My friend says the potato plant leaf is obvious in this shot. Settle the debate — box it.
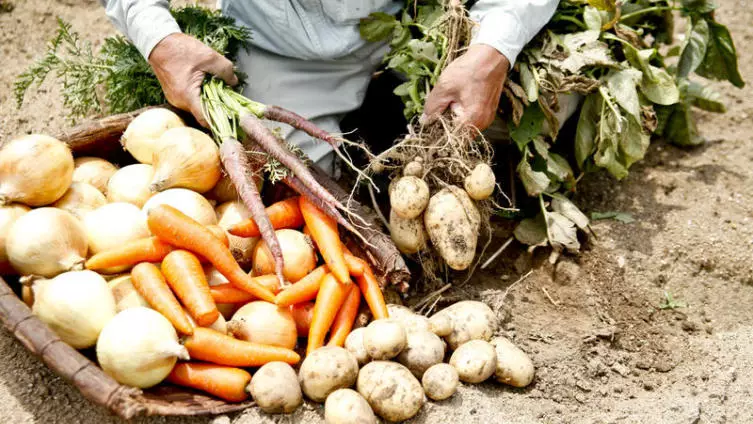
[511,103,546,150]
[574,93,601,168]
[359,12,399,42]
[695,20,745,88]
[677,18,709,78]
[551,195,589,230]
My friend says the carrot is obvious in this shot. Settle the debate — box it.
[162,250,220,327]
[210,275,280,303]
[299,197,350,284]
[303,226,363,277]
[356,267,389,320]
[306,273,349,354]
[130,262,194,335]
[290,301,315,337]
[147,205,276,303]
[274,265,328,307]
[183,327,300,367]
[327,284,361,347]
[85,225,228,272]
[166,362,251,402]
[228,197,304,237]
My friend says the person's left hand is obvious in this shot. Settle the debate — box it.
[422,44,510,131]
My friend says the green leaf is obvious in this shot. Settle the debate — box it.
[665,102,705,146]
[641,66,680,105]
[551,195,589,230]
[681,0,717,14]
[518,156,551,197]
[407,39,439,64]
[619,114,650,168]
[555,30,617,73]
[594,106,629,179]
[677,18,709,78]
[511,103,546,150]
[696,19,745,88]
[547,152,575,183]
[519,63,539,103]
[514,214,548,247]
[391,25,412,49]
[584,6,603,32]
[686,80,726,113]
[393,81,413,97]
[587,0,616,11]
[416,5,444,28]
[606,69,642,119]
[575,93,602,168]
[546,211,581,252]
[359,12,398,42]
[591,211,635,223]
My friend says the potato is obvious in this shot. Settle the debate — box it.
[422,363,459,401]
[363,319,407,360]
[464,163,495,200]
[396,331,445,378]
[433,300,498,350]
[357,361,425,422]
[299,346,359,402]
[402,160,424,178]
[428,313,452,337]
[324,389,377,424]
[344,327,370,366]
[389,176,430,219]
[449,340,497,383]
[389,209,427,255]
[249,362,302,414]
[490,336,535,387]
[423,186,480,270]
[387,304,431,333]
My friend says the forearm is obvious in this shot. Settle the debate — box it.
[98,0,181,59]
[469,0,559,67]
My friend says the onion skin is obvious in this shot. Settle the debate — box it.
[121,108,184,164]
[107,164,155,208]
[72,157,118,194]
[150,127,221,193]
[227,301,298,349]
[0,204,30,274]
[0,134,74,207]
[142,188,218,226]
[83,203,150,256]
[252,229,316,283]
[216,201,258,269]
[52,182,107,220]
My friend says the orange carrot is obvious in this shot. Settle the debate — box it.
[183,327,300,367]
[162,250,220,327]
[356,267,389,320]
[210,275,280,303]
[299,197,350,285]
[274,265,328,307]
[344,253,365,277]
[327,284,361,347]
[228,197,304,237]
[85,225,228,272]
[147,205,276,303]
[131,262,194,335]
[166,362,251,402]
[290,301,315,337]
[306,273,348,354]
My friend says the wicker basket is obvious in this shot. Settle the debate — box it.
[0,107,409,419]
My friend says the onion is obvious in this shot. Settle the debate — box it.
[227,301,298,349]
[97,307,189,388]
[0,134,74,207]
[150,127,221,193]
[72,157,118,194]
[290,301,315,337]
[203,265,239,319]
[52,182,107,220]
[83,203,150,257]
[32,270,116,349]
[142,188,218,226]
[107,164,155,208]
[216,200,258,269]
[108,275,150,312]
[206,172,262,204]
[6,208,88,277]
[0,204,30,274]
[252,229,316,282]
[121,108,184,164]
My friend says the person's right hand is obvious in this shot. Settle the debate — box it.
[148,33,239,127]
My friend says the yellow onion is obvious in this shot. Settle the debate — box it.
[106,164,155,207]
[216,200,258,268]
[108,275,150,312]
[72,157,118,194]
[52,182,107,220]
[83,203,150,256]
[0,204,30,274]
[121,108,184,164]
[150,127,221,193]
[203,265,239,319]
[142,188,217,226]
[253,229,316,282]
[227,301,298,349]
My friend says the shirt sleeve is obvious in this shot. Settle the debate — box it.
[468,0,559,67]
[98,0,181,59]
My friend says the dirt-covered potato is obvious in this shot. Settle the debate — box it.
[421,363,459,401]
[423,186,480,270]
[357,361,425,422]
[449,340,497,383]
[490,336,535,387]
[387,304,431,333]
[389,176,430,219]
[396,330,446,378]
[344,327,370,366]
[363,319,407,360]
[389,209,427,254]
[299,346,359,402]
[402,160,424,178]
[428,313,452,337]
[324,388,377,424]
[464,163,496,200]
[433,300,498,350]
[248,362,302,414]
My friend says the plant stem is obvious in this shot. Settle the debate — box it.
[620,6,676,22]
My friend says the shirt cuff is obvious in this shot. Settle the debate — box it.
[470,9,529,67]
[127,4,181,59]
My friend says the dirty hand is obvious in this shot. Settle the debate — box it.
[422,44,510,132]
[148,33,239,127]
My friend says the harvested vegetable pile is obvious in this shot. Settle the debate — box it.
[359,0,744,280]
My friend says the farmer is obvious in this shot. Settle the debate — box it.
[99,0,558,175]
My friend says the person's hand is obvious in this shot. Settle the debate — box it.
[422,44,510,131]
[148,33,239,127]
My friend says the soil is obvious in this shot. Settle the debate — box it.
[1,0,753,423]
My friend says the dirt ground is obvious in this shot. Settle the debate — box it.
[1,0,753,423]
